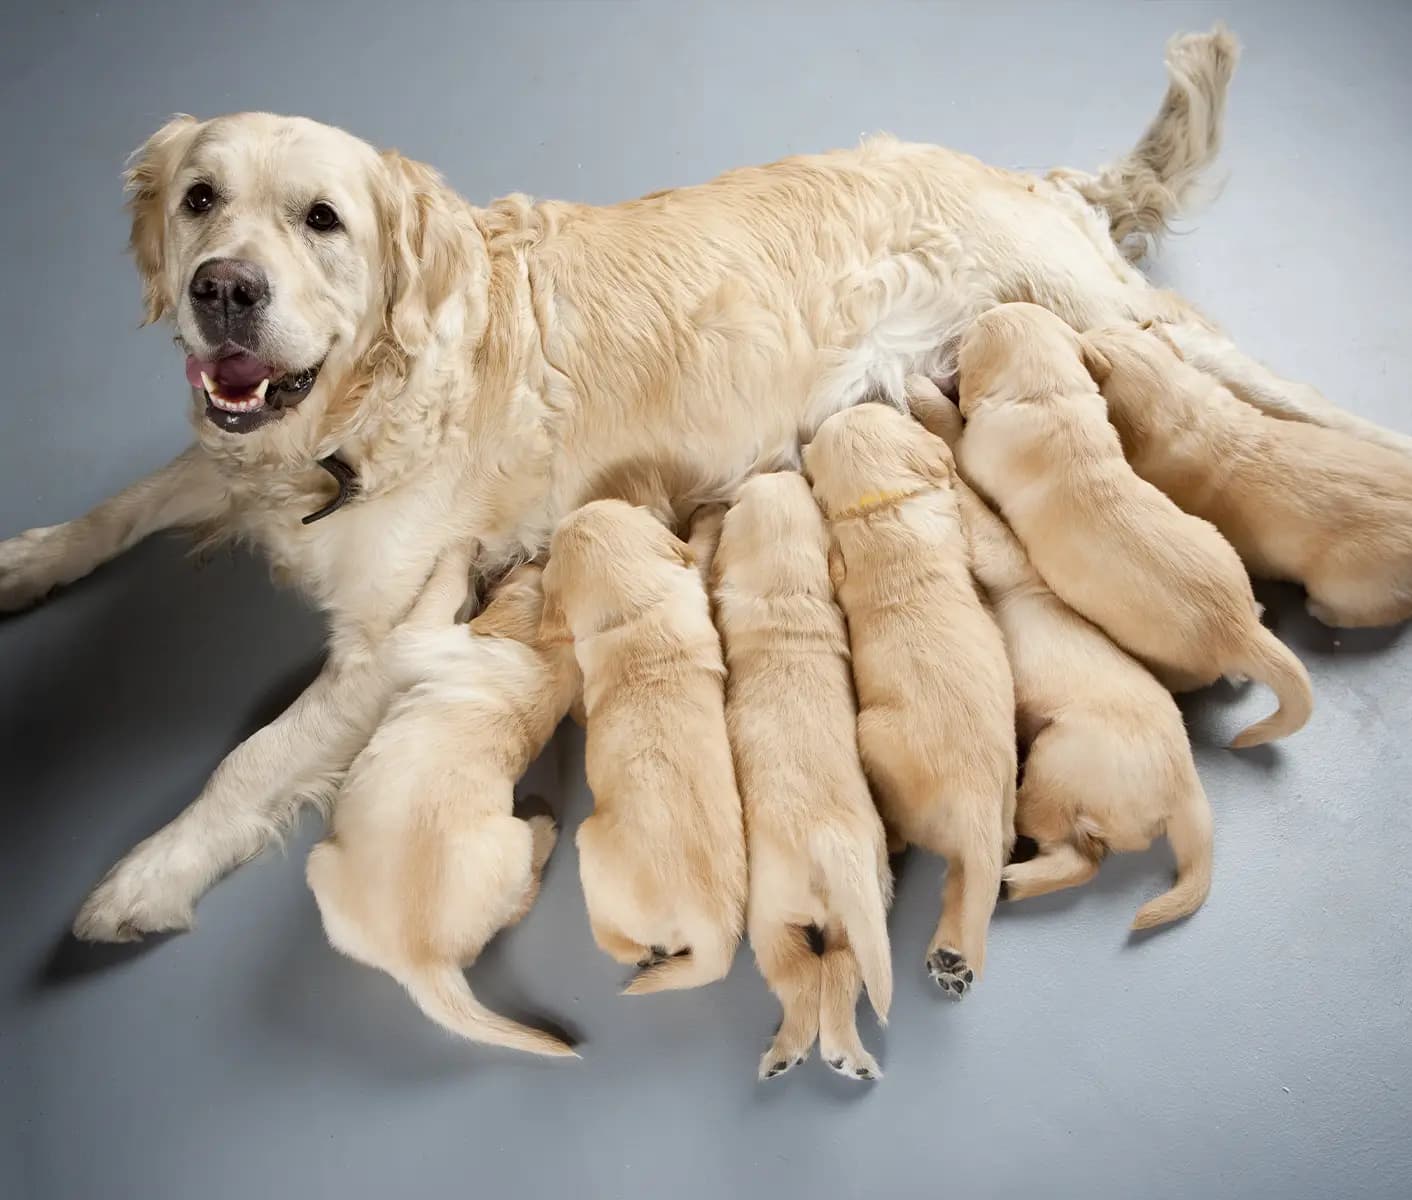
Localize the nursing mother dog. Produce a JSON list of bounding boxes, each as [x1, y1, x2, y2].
[[0, 26, 1393, 945]]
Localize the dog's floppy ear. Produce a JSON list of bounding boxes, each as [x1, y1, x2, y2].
[[672, 538, 698, 572], [903, 427, 955, 485], [1079, 335, 1114, 384], [827, 541, 847, 593], [125, 115, 200, 325], [538, 585, 569, 646], [377, 150, 475, 356]]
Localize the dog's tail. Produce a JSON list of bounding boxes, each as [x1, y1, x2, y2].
[[814, 828, 894, 1022], [1228, 626, 1315, 749], [1131, 774, 1214, 931], [621, 929, 737, 995], [1049, 24, 1240, 260], [402, 963, 578, 1058]]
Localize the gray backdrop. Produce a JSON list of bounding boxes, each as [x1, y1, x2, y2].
[[3, 3, 1410, 1198]]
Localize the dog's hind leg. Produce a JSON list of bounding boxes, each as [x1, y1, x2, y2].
[[817, 923, 881, 1082], [506, 815, 559, 927], [925, 810, 1004, 999], [1001, 842, 1100, 902], [752, 920, 822, 1080]]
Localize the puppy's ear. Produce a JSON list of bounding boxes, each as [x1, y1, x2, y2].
[[1079, 335, 1114, 384], [904, 428, 956, 484], [125, 115, 200, 325], [827, 541, 847, 593], [377, 151, 475, 356], [672, 539, 698, 571], [538, 587, 569, 646]]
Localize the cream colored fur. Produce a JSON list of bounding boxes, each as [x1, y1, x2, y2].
[[541, 500, 746, 993], [805, 404, 1015, 996], [306, 560, 580, 1056], [911, 387, 1213, 928], [1088, 324, 1412, 628], [709, 475, 893, 1080], [0, 27, 1379, 941], [956, 303, 1313, 749]]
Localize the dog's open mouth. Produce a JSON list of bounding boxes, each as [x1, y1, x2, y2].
[[185, 350, 322, 434]]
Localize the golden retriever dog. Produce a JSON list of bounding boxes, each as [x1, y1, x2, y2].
[[910, 392, 1213, 926], [306, 557, 580, 1057], [540, 500, 746, 993], [956, 303, 1313, 749], [0, 28, 1381, 942], [711, 473, 893, 1080], [805, 404, 1015, 997], [1086, 324, 1412, 629]]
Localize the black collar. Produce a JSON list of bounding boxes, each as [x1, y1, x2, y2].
[[301, 455, 360, 525]]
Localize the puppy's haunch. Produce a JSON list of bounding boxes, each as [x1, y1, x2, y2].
[[1090, 324, 1412, 629], [957, 303, 1313, 748], [711, 475, 893, 1081], [806, 404, 1016, 998], [542, 500, 747, 993], [307, 557, 580, 1057]]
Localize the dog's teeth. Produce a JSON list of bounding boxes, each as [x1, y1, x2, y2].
[[200, 371, 218, 396], [254, 378, 270, 400]]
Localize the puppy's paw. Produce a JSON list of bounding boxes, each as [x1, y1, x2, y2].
[[758, 1048, 808, 1082], [823, 1049, 881, 1082], [0, 524, 69, 613], [926, 947, 974, 1000]]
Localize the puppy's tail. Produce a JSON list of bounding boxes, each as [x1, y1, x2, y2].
[[1049, 24, 1240, 261], [402, 963, 578, 1059], [1131, 774, 1214, 930], [1228, 626, 1314, 749], [814, 829, 894, 1022], [621, 930, 737, 995]]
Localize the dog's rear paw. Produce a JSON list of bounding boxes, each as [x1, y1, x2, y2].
[[823, 1050, 881, 1082], [758, 1049, 808, 1082], [926, 947, 974, 1000]]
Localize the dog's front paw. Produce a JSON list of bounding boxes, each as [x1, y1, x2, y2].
[[0, 524, 69, 613], [926, 947, 974, 1000], [73, 844, 199, 943]]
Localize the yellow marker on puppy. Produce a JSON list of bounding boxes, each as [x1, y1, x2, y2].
[[805, 404, 1016, 998], [956, 302, 1313, 748], [541, 500, 747, 993], [307, 555, 580, 1058], [1088, 323, 1412, 629], [709, 476, 893, 1080]]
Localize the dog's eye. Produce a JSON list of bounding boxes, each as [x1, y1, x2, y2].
[[305, 202, 340, 233], [183, 182, 216, 214]]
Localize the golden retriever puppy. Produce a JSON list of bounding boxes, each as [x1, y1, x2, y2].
[[1086, 324, 1412, 628], [541, 500, 747, 993], [712, 473, 893, 1080], [956, 302, 1313, 748], [804, 404, 1015, 997], [306, 556, 580, 1057]]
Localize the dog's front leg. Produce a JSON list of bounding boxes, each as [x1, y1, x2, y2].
[[1154, 320, 1412, 456], [0, 447, 230, 612], [72, 643, 391, 942]]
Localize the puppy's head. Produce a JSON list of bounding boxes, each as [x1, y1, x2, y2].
[[715, 472, 830, 599], [125, 112, 482, 464], [1081, 325, 1185, 408], [956, 303, 1103, 415], [470, 564, 546, 645], [540, 500, 696, 640], [803, 402, 954, 519]]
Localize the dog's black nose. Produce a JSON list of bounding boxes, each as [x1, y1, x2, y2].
[[188, 258, 269, 338]]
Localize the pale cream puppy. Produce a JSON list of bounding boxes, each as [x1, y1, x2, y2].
[[804, 404, 1015, 997], [1087, 323, 1412, 629], [956, 302, 1313, 748], [306, 556, 580, 1058], [709, 475, 893, 1081], [910, 391, 1214, 926], [541, 500, 747, 992]]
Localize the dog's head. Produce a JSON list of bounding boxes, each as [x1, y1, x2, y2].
[[803, 402, 954, 520], [126, 112, 480, 462], [956, 302, 1108, 416], [540, 500, 696, 641], [714, 472, 830, 600]]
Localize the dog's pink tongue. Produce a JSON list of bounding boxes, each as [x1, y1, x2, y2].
[[184, 353, 270, 393]]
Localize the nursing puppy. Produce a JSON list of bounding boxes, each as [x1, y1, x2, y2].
[[541, 500, 746, 992], [1087, 324, 1412, 629], [306, 557, 579, 1057], [805, 404, 1015, 997], [711, 474, 893, 1080], [956, 303, 1313, 748], [909, 392, 1213, 926]]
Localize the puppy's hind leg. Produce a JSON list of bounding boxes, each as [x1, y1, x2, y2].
[[817, 923, 881, 1082], [926, 813, 1003, 999], [505, 814, 559, 928], [1001, 842, 1099, 902], [752, 921, 822, 1081]]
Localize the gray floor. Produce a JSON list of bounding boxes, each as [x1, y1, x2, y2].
[[3, 2, 1411, 1198]]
